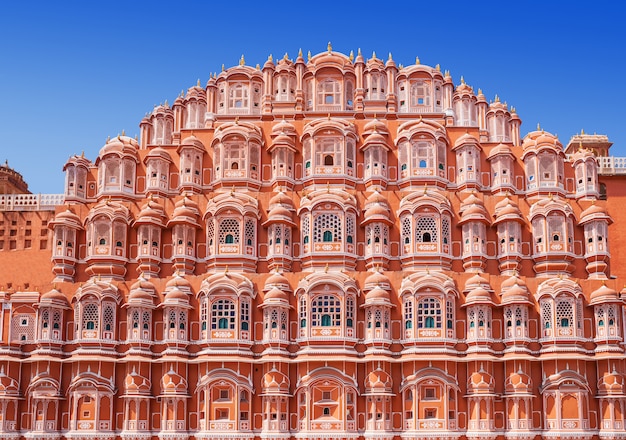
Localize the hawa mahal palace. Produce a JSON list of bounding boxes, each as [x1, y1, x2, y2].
[[1, 44, 626, 440]]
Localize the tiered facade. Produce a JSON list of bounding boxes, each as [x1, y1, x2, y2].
[[1, 45, 626, 440]]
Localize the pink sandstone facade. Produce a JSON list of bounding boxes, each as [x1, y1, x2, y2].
[[1, 45, 626, 440]]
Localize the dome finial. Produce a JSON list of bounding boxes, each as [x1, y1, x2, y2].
[[239, 54, 245, 66], [537, 122, 541, 131], [268, 53, 273, 62], [327, 41, 332, 53], [221, 63, 225, 72], [307, 50, 311, 62], [298, 48, 302, 57], [460, 76, 465, 84], [283, 52, 289, 61], [349, 50, 354, 62], [415, 55, 420, 65]]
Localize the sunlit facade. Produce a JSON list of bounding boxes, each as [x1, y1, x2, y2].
[[0, 45, 625, 440]]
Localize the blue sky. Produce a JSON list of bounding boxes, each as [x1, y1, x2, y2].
[[0, 1, 624, 194]]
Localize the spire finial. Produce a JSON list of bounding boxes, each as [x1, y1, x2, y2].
[[327, 41, 332, 53], [239, 54, 245, 66], [358, 47, 362, 56], [283, 52, 289, 61], [298, 48, 302, 57], [460, 76, 465, 84], [537, 122, 541, 131], [415, 56, 420, 65], [349, 50, 354, 62], [221, 63, 225, 72], [307, 50, 311, 62], [435, 63, 440, 71], [268, 53, 273, 62]]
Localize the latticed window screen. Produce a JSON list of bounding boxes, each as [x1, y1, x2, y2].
[[200, 298, 208, 331], [313, 213, 342, 242], [302, 215, 310, 243], [207, 220, 215, 246], [142, 311, 151, 331], [442, 217, 451, 245], [219, 218, 240, 244], [241, 300, 250, 331], [541, 301, 552, 329], [270, 310, 279, 328], [346, 296, 355, 327], [103, 304, 115, 331], [179, 311, 187, 330], [211, 299, 236, 330], [281, 311, 287, 330], [167, 309, 177, 329], [346, 215, 355, 243], [402, 217, 411, 244], [415, 217, 438, 243], [11, 313, 35, 342], [556, 299, 573, 328], [53, 310, 62, 330], [505, 308, 513, 325], [576, 298, 583, 329], [446, 301, 454, 329], [41, 309, 49, 329], [404, 298, 414, 329], [131, 310, 140, 329], [515, 307, 526, 327], [245, 219, 255, 247], [418, 297, 442, 329], [608, 305, 616, 325], [311, 295, 341, 327], [299, 296, 307, 328], [82, 303, 99, 330], [374, 310, 383, 328]]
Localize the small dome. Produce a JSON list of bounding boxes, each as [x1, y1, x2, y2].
[[130, 275, 156, 292], [468, 368, 495, 393], [125, 370, 151, 395], [590, 284, 620, 305], [363, 118, 388, 135], [163, 286, 189, 303], [362, 192, 392, 225], [51, 209, 83, 229], [487, 143, 514, 160], [465, 287, 493, 305], [459, 193, 489, 225], [0, 367, 19, 395], [598, 369, 625, 395], [181, 134, 204, 148], [98, 135, 139, 159], [264, 286, 289, 302], [265, 272, 291, 290], [145, 146, 173, 162], [364, 270, 391, 290], [505, 369, 532, 393], [269, 191, 295, 208], [365, 369, 392, 393], [454, 131, 480, 148], [136, 198, 166, 225], [169, 196, 201, 225], [579, 203, 612, 226], [262, 369, 289, 394], [40, 288, 68, 304], [493, 197, 524, 224], [166, 273, 192, 290], [161, 368, 187, 394], [365, 285, 390, 302], [271, 119, 297, 136]]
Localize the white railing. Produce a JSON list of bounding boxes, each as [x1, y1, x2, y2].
[[0, 193, 64, 211], [597, 156, 626, 175]]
